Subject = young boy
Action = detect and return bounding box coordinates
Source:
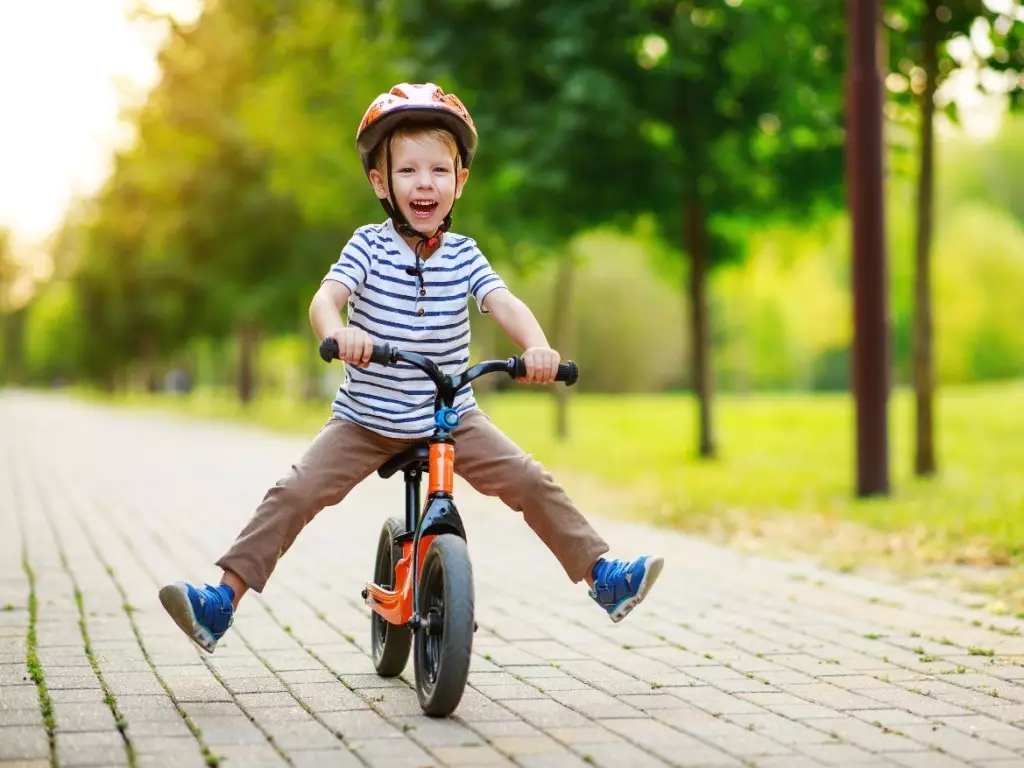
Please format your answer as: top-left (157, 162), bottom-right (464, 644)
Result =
top-left (159, 83), bottom-right (663, 654)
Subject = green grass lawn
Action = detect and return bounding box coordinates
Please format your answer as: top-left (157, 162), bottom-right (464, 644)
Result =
top-left (481, 383), bottom-right (1024, 577)
top-left (78, 380), bottom-right (1024, 603)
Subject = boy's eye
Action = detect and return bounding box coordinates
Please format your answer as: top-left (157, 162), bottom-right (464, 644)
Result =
top-left (434, 167), bottom-right (451, 173)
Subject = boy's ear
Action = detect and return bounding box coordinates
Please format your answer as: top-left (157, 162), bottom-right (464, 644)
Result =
top-left (368, 169), bottom-right (389, 200)
top-left (454, 167), bottom-right (470, 200)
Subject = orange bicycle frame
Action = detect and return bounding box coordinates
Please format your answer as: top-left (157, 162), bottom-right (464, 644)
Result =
top-left (364, 438), bottom-right (457, 624)
top-left (428, 442), bottom-right (454, 495)
top-left (363, 534), bottom-right (435, 625)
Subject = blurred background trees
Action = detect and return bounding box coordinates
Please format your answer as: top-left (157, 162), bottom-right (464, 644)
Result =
top-left (2, 0), bottom-right (1022, 457)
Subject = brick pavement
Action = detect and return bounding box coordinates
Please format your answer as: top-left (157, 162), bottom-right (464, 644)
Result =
top-left (3, 390), bottom-right (1024, 767)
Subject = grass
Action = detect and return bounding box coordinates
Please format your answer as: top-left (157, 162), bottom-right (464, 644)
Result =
top-left (21, 561), bottom-right (56, 768)
top-left (483, 383), bottom-right (1024, 558)
top-left (483, 381), bottom-right (1024, 602)
top-left (75, 380), bottom-right (1024, 603)
top-left (72, 587), bottom-right (135, 766)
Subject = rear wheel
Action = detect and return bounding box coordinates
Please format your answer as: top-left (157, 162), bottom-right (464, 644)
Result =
top-left (413, 534), bottom-right (474, 716)
top-left (370, 517), bottom-right (412, 676)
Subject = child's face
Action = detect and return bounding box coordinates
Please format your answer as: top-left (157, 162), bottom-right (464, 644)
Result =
top-left (369, 132), bottom-right (469, 237)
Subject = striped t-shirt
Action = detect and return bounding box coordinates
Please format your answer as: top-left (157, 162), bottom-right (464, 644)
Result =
top-left (322, 218), bottom-right (507, 438)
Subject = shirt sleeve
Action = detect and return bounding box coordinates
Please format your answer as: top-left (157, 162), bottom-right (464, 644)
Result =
top-left (322, 231), bottom-right (373, 293)
top-left (466, 245), bottom-right (507, 313)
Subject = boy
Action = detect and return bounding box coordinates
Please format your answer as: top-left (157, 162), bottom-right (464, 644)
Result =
top-left (159, 83), bottom-right (663, 654)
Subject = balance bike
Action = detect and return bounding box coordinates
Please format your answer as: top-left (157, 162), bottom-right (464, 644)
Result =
top-left (320, 337), bottom-right (577, 716)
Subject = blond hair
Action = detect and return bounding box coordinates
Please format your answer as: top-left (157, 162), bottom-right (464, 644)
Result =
top-left (373, 124), bottom-right (461, 173)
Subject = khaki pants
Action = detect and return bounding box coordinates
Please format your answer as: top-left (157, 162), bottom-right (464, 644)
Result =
top-left (216, 409), bottom-right (609, 591)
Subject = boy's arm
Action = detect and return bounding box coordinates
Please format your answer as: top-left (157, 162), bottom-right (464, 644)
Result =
top-left (482, 288), bottom-right (561, 384)
top-left (309, 281), bottom-right (373, 367)
top-left (309, 281), bottom-right (350, 339)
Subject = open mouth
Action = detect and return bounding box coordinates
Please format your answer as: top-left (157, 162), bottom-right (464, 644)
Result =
top-left (408, 199), bottom-right (439, 219)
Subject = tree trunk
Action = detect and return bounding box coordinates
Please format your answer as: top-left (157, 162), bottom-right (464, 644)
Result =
top-left (550, 254), bottom-right (576, 440)
top-left (913, 0), bottom-right (939, 477)
top-left (142, 332), bottom-right (159, 393)
top-left (0, 307), bottom-right (26, 386)
top-left (237, 322), bottom-right (259, 405)
top-left (847, 0), bottom-right (892, 496)
top-left (685, 196), bottom-right (715, 458)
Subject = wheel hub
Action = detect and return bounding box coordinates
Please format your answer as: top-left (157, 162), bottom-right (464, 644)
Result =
top-left (424, 609), bottom-right (443, 636)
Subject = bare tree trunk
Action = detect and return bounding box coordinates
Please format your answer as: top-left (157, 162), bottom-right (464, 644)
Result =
top-left (914, 0), bottom-right (939, 477)
top-left (237, 321), bottom-right (259, 405)
top-left (550, 254), bottom-right (576, 440)
top-left (685, 196), bottom-right (715, 458)
top-left (142, 332), bottom-right (159, 393)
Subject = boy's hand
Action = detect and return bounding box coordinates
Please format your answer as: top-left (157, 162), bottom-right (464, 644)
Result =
top-left (331, 327), bottom-right (374, 368)
top-left (520, 346), bottom-right (561, 384)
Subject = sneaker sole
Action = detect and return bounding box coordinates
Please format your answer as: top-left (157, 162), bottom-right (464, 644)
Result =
top-left (609, 556), bottom-right (664, 623)
top-left (158, 583), bottom-right (219, 654)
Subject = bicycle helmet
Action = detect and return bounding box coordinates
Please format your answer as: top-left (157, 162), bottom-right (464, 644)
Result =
top-left (356, 83), bottom-right (478, 251)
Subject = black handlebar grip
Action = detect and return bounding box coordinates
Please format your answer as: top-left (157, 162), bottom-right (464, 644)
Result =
top-left (369, 344), bottom-right (393, 365)
top-left (511, 356), bottom-right (528, 379)
top-left (319, 337), bottom-right (339, 362)
top-left (556, 361), bottom-right (579, 386)
top-left (510, 356), bottom-right (578, 386)
top-left (320, 338), bottom-right (393, 366)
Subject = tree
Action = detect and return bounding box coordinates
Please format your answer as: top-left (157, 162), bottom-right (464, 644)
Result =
top-left (57, 0), bottom-right (413, 398)
top-left (398, 0), bottom-right (847, 457)
top-left (885, 0), bottom-right (1023, 476)
top-left (0, 227), bottom-right (21, 384)
top-left (64, 0), bottom-right (313, 398)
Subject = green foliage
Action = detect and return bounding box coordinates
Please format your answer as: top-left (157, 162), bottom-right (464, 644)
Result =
top-left (239, 1), bottom-right (402, 232)
top-left (938, 116), bottom-right (1024, 224)
top-left (9, 0), bottom-right (1022, 400)
top-left (883, 0), bottom-right (1022, 127)
top-left (932, 203), bottom-right (1024, 381)
top-left (476, 229), bottom-right (687, 392)
top-left (23, 281), bottom-right (83, 383)
top-left (711, 201), bottom-right (1024, 391)
top-left (715, 217), bottom-right (852, 390)
top-left (62, 0), bottom-right (335, 384)
top-left (399, 0), bottom-right (847, 255)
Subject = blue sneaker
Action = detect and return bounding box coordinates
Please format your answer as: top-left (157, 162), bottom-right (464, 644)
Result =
top-left (158, 582), bottom-right (235, 653)
top-left (588, 556), bottom-right (664, 623)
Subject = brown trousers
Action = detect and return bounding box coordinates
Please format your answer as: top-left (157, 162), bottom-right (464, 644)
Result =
top-left (216, 409), bottom-right (608, 591)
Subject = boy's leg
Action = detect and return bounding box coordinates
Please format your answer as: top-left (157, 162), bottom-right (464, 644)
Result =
top-left (452, 409), bottom-right (608, 582)
top-left (214, 418), bottom-right (404, 593)
top-left (452, 409), bottom-right (662, 622)
top-left (160, 417), bottom-right (407, 652)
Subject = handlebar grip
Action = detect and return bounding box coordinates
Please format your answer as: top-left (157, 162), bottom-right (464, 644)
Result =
top-left (556, 361), bottom-right (579, 386)
top-left (319, 338), bottom-right (394, 366)
top-left (319, 337), bottom-right (339, 362)
top-left (510, 357), bottom-right (579, 386)
top-left (511, 356), bottom-right (527, 379)
top-left (369, 343), bottom-right (393, 365)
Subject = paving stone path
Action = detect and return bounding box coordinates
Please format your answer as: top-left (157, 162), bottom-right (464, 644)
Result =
top-left (3, 391), bottom-right (1024, 768)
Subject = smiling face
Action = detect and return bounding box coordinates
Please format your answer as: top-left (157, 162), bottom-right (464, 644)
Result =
top-left (368, 126), bottom-right (469, 239)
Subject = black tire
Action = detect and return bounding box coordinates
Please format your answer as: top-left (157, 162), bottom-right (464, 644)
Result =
top-left (414, 534), bottom-right (474, 717)
top-left (370, 517), bottom-right (412, 677)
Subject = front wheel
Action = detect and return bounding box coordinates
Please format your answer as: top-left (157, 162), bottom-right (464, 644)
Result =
top-left (413, 534), bottom-right (474, 716)
top-left (370, 517), bottom-right (412, 676)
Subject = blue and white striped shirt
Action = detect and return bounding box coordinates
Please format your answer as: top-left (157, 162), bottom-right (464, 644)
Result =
top-left (322, 219), bottom-right (507, 438)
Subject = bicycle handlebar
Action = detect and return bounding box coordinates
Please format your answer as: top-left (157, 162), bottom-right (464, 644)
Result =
top-left (318, 337), bottom-right (578, 389)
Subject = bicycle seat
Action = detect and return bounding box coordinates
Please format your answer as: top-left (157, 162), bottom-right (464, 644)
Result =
top-left (378, 443), bottom-right (430, 479)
